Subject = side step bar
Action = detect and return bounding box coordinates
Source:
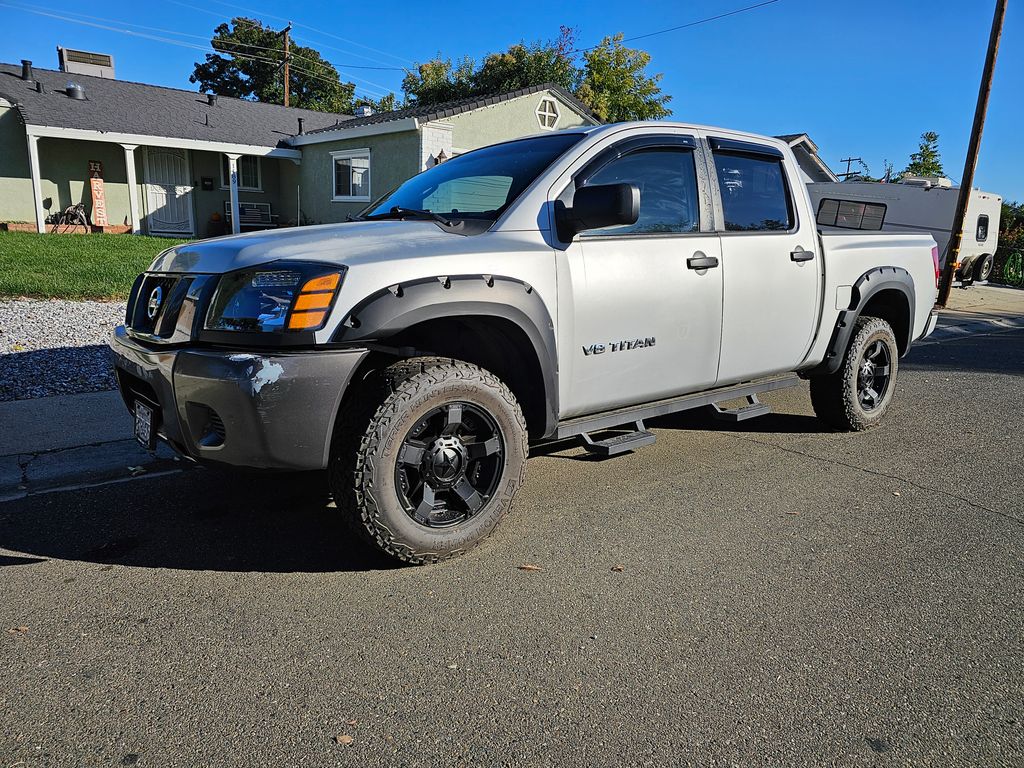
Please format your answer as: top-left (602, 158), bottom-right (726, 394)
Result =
top-left (710, 394), bottom-right (772, 422)
top-left (556, 374), bottom-right (800, 441)
top-left (580, 420), bottom-right (656, 456)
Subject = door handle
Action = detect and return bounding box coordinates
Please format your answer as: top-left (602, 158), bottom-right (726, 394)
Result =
top-left (791, 248), bottom-right (814, 262)
top-left (687, 253), bottom-right (720, 270)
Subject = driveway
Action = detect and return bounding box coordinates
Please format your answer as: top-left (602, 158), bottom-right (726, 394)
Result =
top-left (1, 327), bottom-right (1022, 766)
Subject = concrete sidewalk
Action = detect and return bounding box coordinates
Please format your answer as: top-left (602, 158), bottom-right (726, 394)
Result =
top-left (923, 284), bottom-right (1024, 344)
top-left (0, 391), bottom-right (180, 501)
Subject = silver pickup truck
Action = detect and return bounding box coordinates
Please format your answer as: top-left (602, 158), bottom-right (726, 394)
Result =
top-left (110, 122), bottom-right (940, 564)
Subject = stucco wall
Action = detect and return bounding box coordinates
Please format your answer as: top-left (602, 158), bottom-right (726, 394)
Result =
top-left (446, 90), bottom-right (594, 152)
top-left (0, 104), bottom-right (34, 222)
top-left (297, 130), bottom-right (421, 223)
top-left (36, 137), bottom-right (135, 227)
top-left (188, 150), bottom-right (295, 236)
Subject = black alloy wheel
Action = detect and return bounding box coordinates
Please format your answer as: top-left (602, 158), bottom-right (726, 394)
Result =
top-left (394, 402), bottom-right (505, 528)
top-left (856, 338), bottom-right (892, 412)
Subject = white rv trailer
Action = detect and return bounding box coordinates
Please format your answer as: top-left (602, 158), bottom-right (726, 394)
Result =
top-left (808, 178), bottom-right (1002, 284)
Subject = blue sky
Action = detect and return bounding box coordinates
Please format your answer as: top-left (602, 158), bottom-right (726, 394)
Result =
top-left (1, 0), bottom-right (1021, 200)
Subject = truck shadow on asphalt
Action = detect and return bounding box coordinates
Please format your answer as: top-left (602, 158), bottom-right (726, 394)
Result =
top-left (0, 469), bottom-right (404, 573)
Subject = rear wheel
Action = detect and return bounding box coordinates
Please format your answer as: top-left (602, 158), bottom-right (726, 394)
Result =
top-left (809, 316), bottom-right (899, 431)
top-left (974, 253), bottom-right (994, 282)
top-left (329, 357), bottom-right (528, 565)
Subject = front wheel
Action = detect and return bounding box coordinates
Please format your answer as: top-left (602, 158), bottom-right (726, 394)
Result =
top-left (329, 357), bottom-right (528, 565)
top-left (809, 316), bottom-right (899, 431)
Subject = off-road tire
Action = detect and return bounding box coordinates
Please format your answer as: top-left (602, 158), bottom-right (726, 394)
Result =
top-left (809, 316), bottom-right (899, 432)
top-left (329, 357), bottom-right (528, 565)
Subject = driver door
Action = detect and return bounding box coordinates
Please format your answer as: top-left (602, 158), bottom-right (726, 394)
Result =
top-left (554, 135), bottom-right (724, 418)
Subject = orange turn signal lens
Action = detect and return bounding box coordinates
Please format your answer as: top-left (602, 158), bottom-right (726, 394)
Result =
top-left (286, 271), bottom-right (343, 331)
top-left (294, 292), bottom-right (333, 311)
top-left (287, 310), bottom-right (328, 330)
top-left (302, 273), bottom-right (340, 293)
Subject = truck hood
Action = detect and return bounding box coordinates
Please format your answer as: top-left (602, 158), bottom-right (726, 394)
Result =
top-left (149, 220), bottom-right (461, 274)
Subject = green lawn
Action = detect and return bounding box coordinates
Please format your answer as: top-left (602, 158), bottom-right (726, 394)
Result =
top-left (0, 232), bottom-right (190, 300)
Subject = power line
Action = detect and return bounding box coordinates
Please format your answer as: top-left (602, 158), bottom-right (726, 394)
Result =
top-left (169, 0), bottom-right (415, 69)
top-left (573, 0), bottom-right (782, 52)
top-left (0, 1), bottom-right (390, 99)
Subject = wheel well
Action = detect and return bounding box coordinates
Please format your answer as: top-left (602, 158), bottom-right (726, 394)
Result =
top-left (345, 316), bottom-right (550, 439)
top-left (860, 289), bottom-right (911, 355)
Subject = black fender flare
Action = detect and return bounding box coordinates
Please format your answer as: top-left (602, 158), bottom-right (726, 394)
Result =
top-left (332, 274), bottom-right (558, 433)
top-left (811, 266), bottom-right (916, 375)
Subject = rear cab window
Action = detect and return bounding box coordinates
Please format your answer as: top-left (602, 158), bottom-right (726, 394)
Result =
top-left (710, 139), bottom-right (794, 232)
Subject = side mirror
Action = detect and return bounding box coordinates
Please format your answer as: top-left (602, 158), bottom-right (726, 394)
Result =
top-left (556, 183), bottom-right (640, 240)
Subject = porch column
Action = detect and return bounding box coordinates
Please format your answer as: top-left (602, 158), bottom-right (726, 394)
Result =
top-left (25, 133), bottom-right (45, 234)
top-left (121, 144), bottom-right (140, 234)
top-left (225, 153), bottom-right (241, 234)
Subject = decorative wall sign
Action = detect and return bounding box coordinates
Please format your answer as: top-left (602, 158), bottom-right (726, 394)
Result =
top-left (88, 160), bottom-right (108, 227)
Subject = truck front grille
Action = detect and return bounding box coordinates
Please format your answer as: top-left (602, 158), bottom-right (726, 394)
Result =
top-left (126, 273), bottom-right (212, 343)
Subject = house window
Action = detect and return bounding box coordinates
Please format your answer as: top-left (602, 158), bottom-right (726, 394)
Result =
top-left (332, 149), bottom-right (371, 201)
top-left (536, 98), bottom-right (560, 130)
top-left (220, 155), bottom-right (261, 191)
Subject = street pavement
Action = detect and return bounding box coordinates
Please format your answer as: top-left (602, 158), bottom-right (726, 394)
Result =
top-left (1, 312), bottom-right (1022, 765)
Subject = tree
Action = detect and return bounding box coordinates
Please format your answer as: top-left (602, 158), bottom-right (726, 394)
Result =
top-left (401, 29), bottom-right (672, 122)
top-left (401, 56), bottom-right (476, 106)
top-left (576, 34), bottom-right (671, 122)
top-left (902, 131), bottom-right (945, 178)
top-left (190, 17), bottom-right (355, 113)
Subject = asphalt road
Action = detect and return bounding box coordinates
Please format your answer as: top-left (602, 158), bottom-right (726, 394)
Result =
top-left (2, 328), bottom-right (1022, 767)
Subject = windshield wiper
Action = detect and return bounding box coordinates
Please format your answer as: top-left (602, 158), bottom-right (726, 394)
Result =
top-left (367, 206), bottom-right (453, 226)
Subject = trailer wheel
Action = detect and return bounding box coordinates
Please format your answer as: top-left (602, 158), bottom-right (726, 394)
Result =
top-left (809, 316), bottom-right (899, 432)
top-left (329, 357), bottom-right (528, 565)
top-left (974, 253), bottom-right (994, 282)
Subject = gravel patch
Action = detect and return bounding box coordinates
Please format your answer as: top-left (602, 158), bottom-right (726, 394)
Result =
top-left (0, 298), bottom-right (126, 402)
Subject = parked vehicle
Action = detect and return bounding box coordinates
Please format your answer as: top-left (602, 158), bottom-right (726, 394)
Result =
top-left (808, 177), bottom-right (1002, 285)
top-left (110, 123), bottom-right (940, 564)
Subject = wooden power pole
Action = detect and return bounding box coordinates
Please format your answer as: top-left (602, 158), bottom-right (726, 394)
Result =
top-left (936, 0), bottom-right (1007, 307)
top-left (280, 22), bottom-right (293, 108)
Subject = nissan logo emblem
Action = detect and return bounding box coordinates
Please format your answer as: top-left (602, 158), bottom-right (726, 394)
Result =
top-left (146, 286), bottom-right (163, 321)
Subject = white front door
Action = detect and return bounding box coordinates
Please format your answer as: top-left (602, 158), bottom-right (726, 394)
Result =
top-left (145, 148), bottom-right (194, 236)
top-left (556, 138), bottom-right (724, 418)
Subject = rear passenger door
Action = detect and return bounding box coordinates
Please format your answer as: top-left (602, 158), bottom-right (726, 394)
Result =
top-left (705, 136), bottom-right (820, 383)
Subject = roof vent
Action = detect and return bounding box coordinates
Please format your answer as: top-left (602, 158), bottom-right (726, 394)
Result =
top-left (207, 93), bottom-right (218, 106)
top-left (35, 81), bottom-right (44, 94)
top-left (297, 117), bottom-right (304, 135)
top-left (354, 105), bottom-right (374, 118)
top-left (66, 83), bottom-right (86, 100)
top-left (21, 59), bottom-right (34, 82)
top-left (57, 46), bottom-right (115, 79)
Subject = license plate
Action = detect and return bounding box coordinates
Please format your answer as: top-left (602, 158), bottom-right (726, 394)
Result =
top-left (134, 400), bottom-right (156, 450)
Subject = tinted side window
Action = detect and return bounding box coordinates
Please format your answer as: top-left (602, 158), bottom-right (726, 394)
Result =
top-left (713, 152), bottom-right (794, 232)
top-left (977, 214), bottom-right (989, 242)
top-left (580, 148), bottom-right (699, 236)
top-left (817, 198), bottom-right (886, 231)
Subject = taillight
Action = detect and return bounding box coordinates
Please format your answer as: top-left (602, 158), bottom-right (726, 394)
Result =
top-left (931, 246), bottom-right (941, 289)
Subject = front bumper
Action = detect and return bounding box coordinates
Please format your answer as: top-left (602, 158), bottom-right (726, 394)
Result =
top-left (109, 326), bottom-right (369, 470)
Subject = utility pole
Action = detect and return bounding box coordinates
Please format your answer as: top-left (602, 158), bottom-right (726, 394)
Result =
top-left (937, 0), bottom-right (1006, 307)
top-left (838, 157), bottom-right (863, 179)
top-left (279, 22), bottom-right (293, 108)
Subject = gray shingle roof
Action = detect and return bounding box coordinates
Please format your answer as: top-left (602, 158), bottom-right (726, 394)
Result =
top-left (0, 63), bottom-right (352, 148)
top-left (304, 82), bottom-right (599, 136)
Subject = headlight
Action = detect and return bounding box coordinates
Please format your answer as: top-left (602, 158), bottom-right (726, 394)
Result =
top-left (205, 263), bottom-right (345, 333)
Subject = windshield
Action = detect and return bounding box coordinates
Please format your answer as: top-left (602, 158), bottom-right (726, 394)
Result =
top-left (362, 132), bottom-right (585, 222)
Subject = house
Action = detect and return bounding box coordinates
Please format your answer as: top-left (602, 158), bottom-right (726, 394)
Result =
top-left (0, 58), bottom-right (599, 237)
top-left (774, 133), bottom-right (839, 183)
